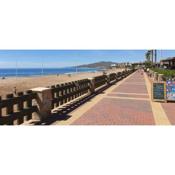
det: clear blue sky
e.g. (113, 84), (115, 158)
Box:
(0, 50), (175, 68)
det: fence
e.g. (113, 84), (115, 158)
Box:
(109, 73), (117, 82)
(0, 69), (135, 125)
(0, 91), (38, 125)
(51, 79), (90, 109)
(94, 75), (107, 89)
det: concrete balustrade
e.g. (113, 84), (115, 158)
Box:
(153, 72), (158, 81)
(31, 87), (52, 120)
(88, 78), (95, 94)
(158, 74), (164, 82)
(148, 70), (152, 77)
(106, 74), (111, 85)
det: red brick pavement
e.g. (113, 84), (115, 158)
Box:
(161, 103), (175, 124)
(73, 98), (155, 125)
(112, 71), (148, 94)
(112, 85), (148, 94)
(107, 93), (149, 99)
(72, 71), (155, 125)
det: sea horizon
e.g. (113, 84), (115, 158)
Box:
(0, 67), (100, 77)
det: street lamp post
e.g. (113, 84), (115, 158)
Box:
(154, 50), (157, 67)
(15, 59), (18, 78)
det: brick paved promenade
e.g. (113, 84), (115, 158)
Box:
(54, 70), (175, 125)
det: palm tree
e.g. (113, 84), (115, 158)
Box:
(145, 52), (149, 62)
(145, 50), (155, 64)
(145, 50), (151, 62)
(150, 50), (154, 63)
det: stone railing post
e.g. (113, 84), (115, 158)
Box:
(123, 71), (126, 78)
(153, 72), (158, 81)
(117, 72), (122, 80)
(148, 70), (152, 77)
(31, 87), (52, 120)
(150, 70), (154, 77)
(88, 78), (95, 94)
(116, 72), (119, 80)
(158, 74), (164, 82)
(106, 74), (111, 85)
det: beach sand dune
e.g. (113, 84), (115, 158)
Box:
(0, 69), (123, 98)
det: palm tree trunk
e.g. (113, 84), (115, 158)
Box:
(151, 50), (154, 64)
(154, 50), (157, 64)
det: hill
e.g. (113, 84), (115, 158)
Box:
(77, 61), (117, 68)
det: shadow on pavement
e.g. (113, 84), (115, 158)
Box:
(35, 80), (120, 125)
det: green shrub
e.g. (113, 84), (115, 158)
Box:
(151, 68), (175, 79)
(144, 61), (152, 68)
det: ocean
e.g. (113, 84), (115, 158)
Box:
(0, 67), (99, 77)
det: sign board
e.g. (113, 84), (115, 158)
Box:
(152, 82), (166, 102)
(166, 80), (175, 101)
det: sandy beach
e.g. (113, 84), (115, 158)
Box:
(0, 68), (123, 98)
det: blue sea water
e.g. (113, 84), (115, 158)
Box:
(0, 67), (99, 77)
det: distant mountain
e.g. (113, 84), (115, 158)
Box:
(77, 61), (117, 68)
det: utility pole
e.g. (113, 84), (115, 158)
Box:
(15, 58), (18, 78)
(14, 58), (18, 95)
(41, 62), (44, 75)
(41, 58), (45, 76)
(160, 50), (163, 59)
(151, 50), (154, 64)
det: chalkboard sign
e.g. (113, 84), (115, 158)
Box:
(152, 82), (166, 102)
(166, 80), (175, 101)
